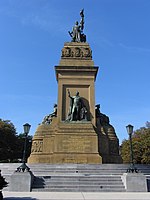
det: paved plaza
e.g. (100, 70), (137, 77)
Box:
(3, 191), (150, 200)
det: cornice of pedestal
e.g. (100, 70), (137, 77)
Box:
(55, 65), (99, 82)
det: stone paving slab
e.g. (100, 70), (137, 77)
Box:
(3, 192), (150, 200)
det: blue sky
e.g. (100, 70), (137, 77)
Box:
(0, 0), (150, 143)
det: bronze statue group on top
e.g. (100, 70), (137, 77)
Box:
(68, 9), (86, 42)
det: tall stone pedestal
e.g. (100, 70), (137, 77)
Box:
(28, 42), (122, 164)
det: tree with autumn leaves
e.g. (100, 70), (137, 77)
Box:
(121, 122), (150, 164)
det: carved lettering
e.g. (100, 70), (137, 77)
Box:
(61, 136), (92, 153)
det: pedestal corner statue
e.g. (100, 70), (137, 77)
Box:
(28, 9), (122, 164)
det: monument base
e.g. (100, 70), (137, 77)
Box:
(28, 120), (102, 164)
(28, 153), (101, 164)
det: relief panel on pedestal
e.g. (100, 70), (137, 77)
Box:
(31, 140), (43, 153)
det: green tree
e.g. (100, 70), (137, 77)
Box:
(121, 123), (150, 164)
(0, 119), (18, 162)
(0, 119), (32, 162)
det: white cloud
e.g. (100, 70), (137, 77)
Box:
(0, 1), (66, 34)
(119, 43), (150, 53)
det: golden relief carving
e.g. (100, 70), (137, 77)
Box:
(31, 140), (43, 152)
(74, 47), (80, 57)
(83, 48), (92, 57)
(61, 47), (92, 59)
(62, 47), (71, 57)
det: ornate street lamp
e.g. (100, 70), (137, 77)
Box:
(16, 123), (31, 172)
(126, 124), (138, 173)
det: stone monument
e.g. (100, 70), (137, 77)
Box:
(28, 10), (122, 164)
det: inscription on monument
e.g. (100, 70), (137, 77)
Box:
(63, 157), (87, 163)
(61, 136), (91, 152)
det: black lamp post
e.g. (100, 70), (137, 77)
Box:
(16, 123), (31, 172)
(126, 124), (138, 173)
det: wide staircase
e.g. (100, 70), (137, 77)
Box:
(0, 163), (150, 192)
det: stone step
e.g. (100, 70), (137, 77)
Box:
(1, 164), (150, 179)
(32, 182), (124, 188)
(32, 187), (126, 192)
(33, 183), (124, 188)
(32, 183), (124, 188)
(1, 163), (150, 170)
(43, 178), (124, 182)
(33, 180), (124, 185)
(2, 171), (150, 177)
(42, 174), (123, 178)
(1, 163), (149, 192)
(32, 174), (125, 192)
(2, 169), (150, 176)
